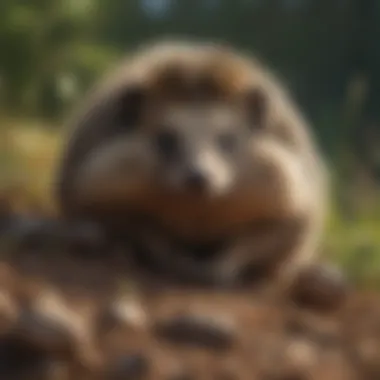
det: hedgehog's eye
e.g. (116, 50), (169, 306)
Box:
(154, 129), (180, 159)
(216, 132), (238, 153)
(245, 87), (267, 129)
(115, 86), (145, 131)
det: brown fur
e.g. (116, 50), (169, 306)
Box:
(55, 39), (328, 288)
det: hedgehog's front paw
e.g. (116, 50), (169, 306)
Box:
(59, 219), (109, 257)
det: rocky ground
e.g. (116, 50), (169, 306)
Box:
(1, 203), (380, 380)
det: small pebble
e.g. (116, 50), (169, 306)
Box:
(154, 313), (236, 351)
(290, 264), (349, 312)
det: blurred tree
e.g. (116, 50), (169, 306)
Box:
(347, 0), (380, 178)
(0, 0), (115, 120)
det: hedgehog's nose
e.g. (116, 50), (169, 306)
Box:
(184, 168), (207, 192)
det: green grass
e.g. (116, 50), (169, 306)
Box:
(325, 208), (380, 289)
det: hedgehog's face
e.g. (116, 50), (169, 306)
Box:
(110, 71), (268, 199)
(146, 102), (255, 197)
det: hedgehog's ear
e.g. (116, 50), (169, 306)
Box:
(244, 87), (267, 129)
(114, 85), (146, 130)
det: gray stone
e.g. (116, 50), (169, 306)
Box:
(154, 313), (236, 351)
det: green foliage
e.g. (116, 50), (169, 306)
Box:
(326, 206), (380, 289)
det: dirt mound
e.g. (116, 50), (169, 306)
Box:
(0, 203), (379, 379)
